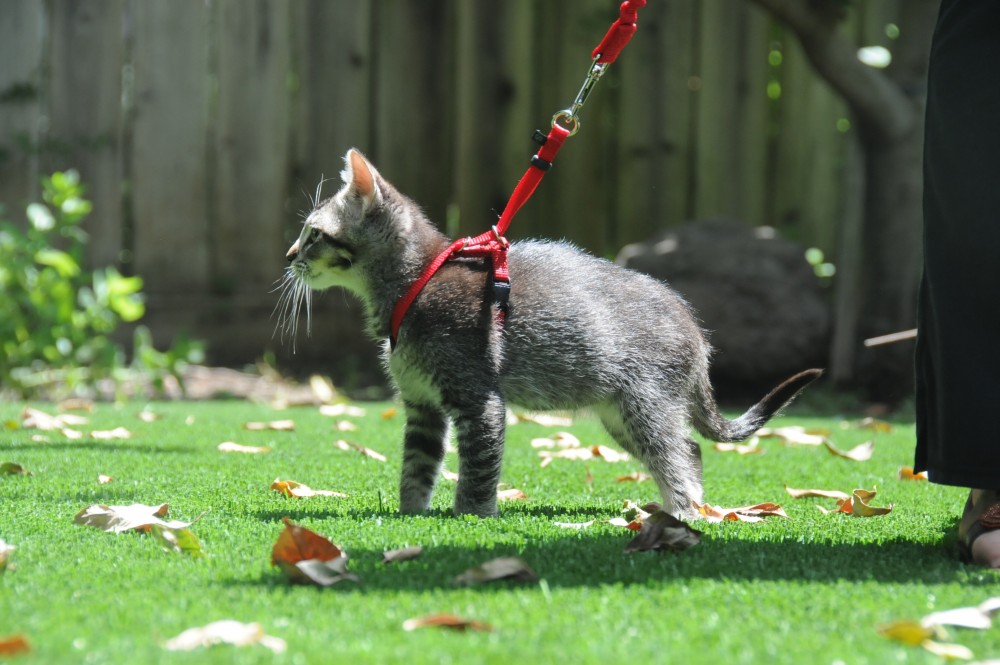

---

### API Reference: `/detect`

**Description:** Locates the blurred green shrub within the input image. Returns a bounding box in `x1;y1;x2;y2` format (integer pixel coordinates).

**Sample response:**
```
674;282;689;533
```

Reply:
0;170;204;398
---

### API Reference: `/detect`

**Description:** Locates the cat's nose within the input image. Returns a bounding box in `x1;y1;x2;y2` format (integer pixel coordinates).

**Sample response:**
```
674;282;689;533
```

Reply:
286;242;300;262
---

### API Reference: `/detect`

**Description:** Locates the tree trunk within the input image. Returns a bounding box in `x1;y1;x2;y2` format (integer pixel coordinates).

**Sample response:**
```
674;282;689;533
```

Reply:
748;0;938;400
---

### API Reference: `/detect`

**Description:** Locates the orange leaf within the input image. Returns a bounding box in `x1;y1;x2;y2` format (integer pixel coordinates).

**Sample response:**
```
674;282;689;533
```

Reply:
402;614;493;632
694;501;788;523
381;407;398;420
497;488;527;501
270;479;348;498
898;467;928;481
0;634;30;656
270;518;359;586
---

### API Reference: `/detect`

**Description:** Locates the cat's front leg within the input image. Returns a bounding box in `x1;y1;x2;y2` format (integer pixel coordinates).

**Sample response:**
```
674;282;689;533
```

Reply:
399;401;448;514
449;391;506;517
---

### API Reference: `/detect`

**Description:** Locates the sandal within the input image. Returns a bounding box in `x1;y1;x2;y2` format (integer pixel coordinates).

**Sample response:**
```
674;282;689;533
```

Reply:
958;489;1000;567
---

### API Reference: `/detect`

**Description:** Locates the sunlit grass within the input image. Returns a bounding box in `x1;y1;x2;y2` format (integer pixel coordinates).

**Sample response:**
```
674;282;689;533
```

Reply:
0;399;996;664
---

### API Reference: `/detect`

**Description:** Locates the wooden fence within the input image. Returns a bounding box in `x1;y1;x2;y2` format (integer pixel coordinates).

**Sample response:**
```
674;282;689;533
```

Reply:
0;0;902;383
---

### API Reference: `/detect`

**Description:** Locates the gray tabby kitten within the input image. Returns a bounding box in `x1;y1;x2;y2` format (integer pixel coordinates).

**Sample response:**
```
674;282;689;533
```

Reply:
281;149;820;519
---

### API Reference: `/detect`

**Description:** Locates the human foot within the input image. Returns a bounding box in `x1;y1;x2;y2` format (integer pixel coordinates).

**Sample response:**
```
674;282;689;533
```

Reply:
959;489;1000;568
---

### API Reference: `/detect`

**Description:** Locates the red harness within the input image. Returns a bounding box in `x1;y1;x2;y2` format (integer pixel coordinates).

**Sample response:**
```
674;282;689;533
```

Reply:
389;0;646;348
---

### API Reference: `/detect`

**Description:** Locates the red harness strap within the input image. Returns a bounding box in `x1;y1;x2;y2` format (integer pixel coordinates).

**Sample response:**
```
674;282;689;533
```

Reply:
388;0;644;348
389;125;570;347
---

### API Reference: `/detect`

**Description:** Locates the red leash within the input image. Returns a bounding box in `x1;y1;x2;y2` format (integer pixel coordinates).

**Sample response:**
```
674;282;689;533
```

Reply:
390;0;646;348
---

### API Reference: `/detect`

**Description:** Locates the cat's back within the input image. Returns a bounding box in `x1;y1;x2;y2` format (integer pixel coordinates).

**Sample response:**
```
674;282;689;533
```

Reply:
500;239;706;408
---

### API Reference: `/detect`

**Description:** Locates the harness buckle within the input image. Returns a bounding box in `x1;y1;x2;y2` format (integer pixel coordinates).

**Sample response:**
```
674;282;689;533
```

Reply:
492;278;511;314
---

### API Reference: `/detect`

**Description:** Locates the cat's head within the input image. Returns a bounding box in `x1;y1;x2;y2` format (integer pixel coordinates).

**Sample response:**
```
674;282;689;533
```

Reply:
277;149;416;343
284;149;385;296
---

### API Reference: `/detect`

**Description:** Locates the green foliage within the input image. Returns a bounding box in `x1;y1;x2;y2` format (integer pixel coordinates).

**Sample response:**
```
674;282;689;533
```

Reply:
0;171;203;398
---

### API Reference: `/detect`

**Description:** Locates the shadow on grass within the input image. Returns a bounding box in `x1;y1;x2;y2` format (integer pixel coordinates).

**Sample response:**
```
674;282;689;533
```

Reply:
0;440;198;455
229;509;989;592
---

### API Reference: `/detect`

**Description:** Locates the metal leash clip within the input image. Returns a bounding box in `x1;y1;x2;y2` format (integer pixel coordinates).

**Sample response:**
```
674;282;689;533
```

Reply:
551;56;608;137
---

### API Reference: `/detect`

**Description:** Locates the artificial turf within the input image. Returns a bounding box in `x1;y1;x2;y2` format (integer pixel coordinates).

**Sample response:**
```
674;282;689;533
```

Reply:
0;397;997;664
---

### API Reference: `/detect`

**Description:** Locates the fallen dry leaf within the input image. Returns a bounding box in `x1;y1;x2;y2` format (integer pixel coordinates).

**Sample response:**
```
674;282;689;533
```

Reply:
138;410;161;422
497;488;527;501
21;406;83;438
607;500;659;530
383;546;424;564
441;469;459;482
57;397;94;412
922;597;1000;630
244;420;295;432
310;375;338;404
713;439;764;455
823;439;874;461
592;445;630;462
530;431;581;449
1;462;31;476
271;517;358;586
270;479;348;499
453;556;538;586
334;420;359;432
538;444;630;466
333;439;386;462
402;614;493;633
319;403;366;418
554;519;597;529
218;441;271;454
878;619;975;660
150;524;205;558
818;488;893;517
624;510;702;553
0;634;30;656
0;539;14;573
73;503;196;533
97;474;113;484
784;486;851;500
694;501;789;523
163;620;286;653
755;425;829;446
509;411;574;427
381;407;398;420
89;427;132;440
616;471;651;483
898;467;928;481
848;417;894;433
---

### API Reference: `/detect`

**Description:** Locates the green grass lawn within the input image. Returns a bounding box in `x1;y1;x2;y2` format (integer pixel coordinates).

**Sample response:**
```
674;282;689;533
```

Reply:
1;397;997;664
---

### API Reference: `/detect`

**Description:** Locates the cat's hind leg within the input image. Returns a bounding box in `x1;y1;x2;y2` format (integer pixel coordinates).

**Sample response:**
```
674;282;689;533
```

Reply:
596;397;704;520
447;390;506;517
399;401;448;514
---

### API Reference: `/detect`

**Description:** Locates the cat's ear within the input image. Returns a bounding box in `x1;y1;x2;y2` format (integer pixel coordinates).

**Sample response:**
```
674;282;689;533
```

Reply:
341;148;381;209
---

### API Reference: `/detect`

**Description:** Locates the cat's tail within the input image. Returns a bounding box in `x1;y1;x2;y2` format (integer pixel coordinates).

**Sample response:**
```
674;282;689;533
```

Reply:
692;368;823;443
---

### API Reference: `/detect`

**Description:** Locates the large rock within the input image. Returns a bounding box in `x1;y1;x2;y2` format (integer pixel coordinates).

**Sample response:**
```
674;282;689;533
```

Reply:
616;218;830;390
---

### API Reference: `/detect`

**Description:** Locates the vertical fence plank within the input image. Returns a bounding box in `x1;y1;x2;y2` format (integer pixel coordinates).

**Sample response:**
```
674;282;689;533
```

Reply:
213;0;291;295
615;0;696;248
0;0;45;216
290;0;373;220
733;3;771;228
373;0;454;226
46;0;124;269
452;0;535;239
129;0;210;295
529;0;618;256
